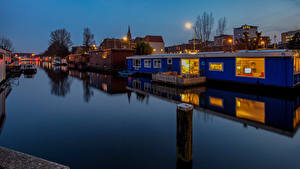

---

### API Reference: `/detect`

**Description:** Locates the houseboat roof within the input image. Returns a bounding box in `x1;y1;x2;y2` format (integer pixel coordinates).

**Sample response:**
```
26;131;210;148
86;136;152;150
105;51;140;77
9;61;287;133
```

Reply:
127;49;299;59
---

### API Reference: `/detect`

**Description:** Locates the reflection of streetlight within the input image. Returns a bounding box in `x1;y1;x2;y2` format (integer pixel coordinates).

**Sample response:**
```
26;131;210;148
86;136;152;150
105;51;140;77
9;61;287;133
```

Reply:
185;22;195;52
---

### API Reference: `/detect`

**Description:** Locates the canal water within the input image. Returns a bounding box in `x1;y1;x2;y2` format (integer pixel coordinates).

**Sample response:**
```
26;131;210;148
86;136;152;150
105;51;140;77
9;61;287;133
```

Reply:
0;61;300;169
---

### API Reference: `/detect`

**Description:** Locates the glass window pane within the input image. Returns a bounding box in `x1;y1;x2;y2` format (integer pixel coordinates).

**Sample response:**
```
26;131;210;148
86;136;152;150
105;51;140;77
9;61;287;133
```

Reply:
236;58;265;78
181;59;199;75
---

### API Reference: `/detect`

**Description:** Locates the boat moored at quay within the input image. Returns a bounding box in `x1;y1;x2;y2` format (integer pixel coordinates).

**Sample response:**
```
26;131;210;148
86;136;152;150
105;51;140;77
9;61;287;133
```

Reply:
126;49;300;88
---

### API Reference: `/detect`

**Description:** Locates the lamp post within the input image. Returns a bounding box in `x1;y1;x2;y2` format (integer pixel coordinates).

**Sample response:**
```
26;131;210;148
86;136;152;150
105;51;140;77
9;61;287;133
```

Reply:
228;38;233;51
122;36;129;49
261;41;266;49
185;22;196;52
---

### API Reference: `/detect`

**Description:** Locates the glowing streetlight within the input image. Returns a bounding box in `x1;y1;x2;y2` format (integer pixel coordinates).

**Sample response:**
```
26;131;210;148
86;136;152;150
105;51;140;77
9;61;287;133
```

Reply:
228;38;233;51
184;22;195;52
261;41;266;48
185;22;193;30
122;36;128;42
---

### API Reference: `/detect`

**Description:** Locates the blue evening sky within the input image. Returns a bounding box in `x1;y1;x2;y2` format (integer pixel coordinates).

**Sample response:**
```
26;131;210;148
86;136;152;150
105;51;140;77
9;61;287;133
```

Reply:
1;0;300;53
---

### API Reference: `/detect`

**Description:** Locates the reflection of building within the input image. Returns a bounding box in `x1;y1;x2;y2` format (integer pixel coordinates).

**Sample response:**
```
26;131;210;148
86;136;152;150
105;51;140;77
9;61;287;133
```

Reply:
0;83;11;134
176;109;193;169
281;30;300;43
127;77;300;137
68;69;127;94
234;25;258;44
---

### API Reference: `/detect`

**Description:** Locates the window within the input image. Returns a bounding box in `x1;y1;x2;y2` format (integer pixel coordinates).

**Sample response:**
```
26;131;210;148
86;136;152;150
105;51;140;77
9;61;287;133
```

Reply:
161;49;164;52
181;59;199;75
236;97;265;123
236;58;265;78
209;97;223;108
153;49;157;52
167;58;172;65
181;93;199;106
153;59;161;68
102;52;108;59
294;57;300;73
133;59;141;68
144;59;151;68
209;62;223;71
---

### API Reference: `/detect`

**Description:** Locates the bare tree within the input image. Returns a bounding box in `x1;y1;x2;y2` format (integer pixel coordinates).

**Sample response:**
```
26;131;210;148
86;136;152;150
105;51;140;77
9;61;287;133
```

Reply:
47;29;72;57
194;12;214;43
216;17;227;36
49;29;72;49
194;15;203;42
0;37;13;51
83;27;95;52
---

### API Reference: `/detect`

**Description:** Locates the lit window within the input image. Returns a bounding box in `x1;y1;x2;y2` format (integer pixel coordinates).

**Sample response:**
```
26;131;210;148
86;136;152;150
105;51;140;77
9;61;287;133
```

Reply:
161;49;164;52
209;62;223;71
181;93;199;106
153;49;157;52
294;57;300;73
294;107;300;128
153;59;161;68
133;59;141;68
236;58;265;78
181;59;199;75
102;52;107;59
167;58;172;65
144;59;151;68
209;97;223;108
236;97;265;123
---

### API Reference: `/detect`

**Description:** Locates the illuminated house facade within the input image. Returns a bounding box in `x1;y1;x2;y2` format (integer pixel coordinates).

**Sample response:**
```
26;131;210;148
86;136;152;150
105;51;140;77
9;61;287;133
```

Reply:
126;50;300;88
281;30;300;44
234;25;258;44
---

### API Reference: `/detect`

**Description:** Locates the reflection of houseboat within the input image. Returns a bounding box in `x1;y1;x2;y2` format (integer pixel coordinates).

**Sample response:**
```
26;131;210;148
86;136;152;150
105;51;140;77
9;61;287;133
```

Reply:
127;77;300;137
23;64;37;74
127;50;300;88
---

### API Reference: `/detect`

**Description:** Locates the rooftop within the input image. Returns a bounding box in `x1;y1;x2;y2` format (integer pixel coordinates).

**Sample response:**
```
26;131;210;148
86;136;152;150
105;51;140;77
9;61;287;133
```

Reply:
127;49;299;59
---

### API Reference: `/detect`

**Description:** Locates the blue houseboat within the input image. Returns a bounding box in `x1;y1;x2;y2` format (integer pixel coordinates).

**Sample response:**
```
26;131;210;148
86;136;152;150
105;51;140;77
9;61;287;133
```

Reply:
126;50;300;88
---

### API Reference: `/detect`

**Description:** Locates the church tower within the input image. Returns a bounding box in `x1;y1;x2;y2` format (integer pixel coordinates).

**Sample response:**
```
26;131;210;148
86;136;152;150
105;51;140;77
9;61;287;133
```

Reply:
127;26;132;41
127;26;132;49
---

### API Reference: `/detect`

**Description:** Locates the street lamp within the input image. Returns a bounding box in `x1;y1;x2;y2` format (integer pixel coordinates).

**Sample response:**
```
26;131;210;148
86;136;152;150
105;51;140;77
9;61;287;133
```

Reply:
261;41;265;48
185;22;196;52
228;38;233;51
122;36;128;42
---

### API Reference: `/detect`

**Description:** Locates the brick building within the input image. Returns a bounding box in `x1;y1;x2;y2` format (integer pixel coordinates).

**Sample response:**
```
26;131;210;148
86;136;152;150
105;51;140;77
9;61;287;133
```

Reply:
88;49;134;71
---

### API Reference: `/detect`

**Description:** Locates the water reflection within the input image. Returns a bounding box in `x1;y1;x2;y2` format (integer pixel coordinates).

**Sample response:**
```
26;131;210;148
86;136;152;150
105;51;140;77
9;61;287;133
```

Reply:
176;108;193;169
0;83;11;135
127;77;300;137
42;64;72;97
39;62;128;102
